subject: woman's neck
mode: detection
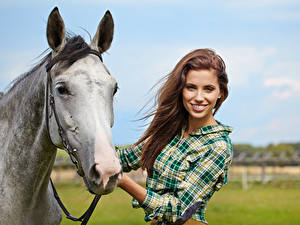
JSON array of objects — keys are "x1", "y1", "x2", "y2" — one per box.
[{"x1": 185, "y1": 114, "x2": 217, "y2": 135}]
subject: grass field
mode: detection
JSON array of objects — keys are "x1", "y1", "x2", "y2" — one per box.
[{"x1": 56, "y1": 181, "x2": 300, "y2": 225}]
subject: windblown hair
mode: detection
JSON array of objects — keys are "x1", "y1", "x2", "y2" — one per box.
[{"x1": 137, "y1": 49, "x2": 229, "y2": 176}]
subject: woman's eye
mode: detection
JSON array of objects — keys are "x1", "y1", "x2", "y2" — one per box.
[
  {"x1": 186, "y1": 85, "x2": 195, "y2": 90},
  {"x1": 205, "y1": 86, "x2": 215, "y2": 91},
  {"x1": 56, "y1": 84, "x2": 69, "y2": 95}
]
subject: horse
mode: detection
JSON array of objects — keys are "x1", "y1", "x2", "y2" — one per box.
[{"x1": 0, "y1": 7, "x2": 122, "y2": 225}]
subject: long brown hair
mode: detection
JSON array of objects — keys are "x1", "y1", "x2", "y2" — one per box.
[{"x1": 137, "y1": 49, "x2": 229, "y2": 176}]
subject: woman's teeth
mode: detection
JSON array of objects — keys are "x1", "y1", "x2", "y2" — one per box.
[
  {"x1": 193, "y1": 104, "x2": 206, "y2": 110},
  {"x1": 194, "y1": 105, "x2": 204, "y2": 109}
]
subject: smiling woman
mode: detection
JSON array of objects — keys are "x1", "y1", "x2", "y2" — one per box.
[{"x1": 115, "y1": 49, "x2": 233, "y2": 225}]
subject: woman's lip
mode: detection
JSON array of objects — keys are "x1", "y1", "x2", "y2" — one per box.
[{"x1": 191, "y1": 104, "x2": 207, "y2": 112}]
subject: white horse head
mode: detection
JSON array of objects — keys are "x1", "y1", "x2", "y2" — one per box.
[{"x1": 46, "y1": 7, "x2": 122, "y2": 195}]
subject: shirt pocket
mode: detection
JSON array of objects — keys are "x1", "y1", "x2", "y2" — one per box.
[
  {"x1": 157, "y1": 158, "x2": 190, "y2": 188},
  {"x1": 185, "y1": 148, "x2": 208, "y2": 167}
]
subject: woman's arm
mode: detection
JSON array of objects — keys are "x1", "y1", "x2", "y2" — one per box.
[
  {"x1": 118, "y1": 174, "x2": 147, "y2": 204},
  {"x1": 115, "y1": 141, "x2": 145, "y2": 172},
  {"x1": 119, "y1": 142, "x2": 232, "y2": 224}
]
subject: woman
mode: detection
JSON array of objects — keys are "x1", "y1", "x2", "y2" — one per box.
[{"x1": 116, "y1": 49, "x2": 233, "y2": 225}]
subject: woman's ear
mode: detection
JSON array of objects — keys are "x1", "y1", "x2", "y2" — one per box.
[{"x1": 218, "y1": 92, "x2": 222, "y2": 99}]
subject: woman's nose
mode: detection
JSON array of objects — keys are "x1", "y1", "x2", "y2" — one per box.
[{"x1": 195, "y1": 91, "x2": 205, "y2": 101}]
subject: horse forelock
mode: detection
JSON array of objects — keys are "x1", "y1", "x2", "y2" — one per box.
[{"x1": 50, "y1": 35, "x2": 96, "y2": 74}]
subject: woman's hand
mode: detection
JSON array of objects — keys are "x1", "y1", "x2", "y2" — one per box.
[
  {"x1": 117, "y1": 173, "x2": 147, "y2": 204},
  {"x1": 117, "y1": 173, "x2": 130, "y2": 188}
]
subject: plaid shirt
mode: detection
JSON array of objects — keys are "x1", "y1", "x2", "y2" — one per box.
[{"x1": 116, "y1": 121, "x2": 233, "y2": 225}]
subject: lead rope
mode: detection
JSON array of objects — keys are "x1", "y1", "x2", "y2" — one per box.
[
  {"x1": 46, "y1": 50, "x2": 103, "y2": 225},
  {"x1": 50, "y1": 179, "x2": 101, "y2": 224}
]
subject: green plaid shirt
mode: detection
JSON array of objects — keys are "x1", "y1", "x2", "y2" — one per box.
[{"x1": 116, "y1": 121, "x2": 233, "y2": 225}]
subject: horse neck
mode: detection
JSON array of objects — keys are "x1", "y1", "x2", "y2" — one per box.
[{"x1": 0, "y1": 60, "x2": 57, "y2": 205}]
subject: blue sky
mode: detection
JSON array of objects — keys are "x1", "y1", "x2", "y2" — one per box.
[{"x1": 1, "y1": 0, "x2": 300, "y2": 146}]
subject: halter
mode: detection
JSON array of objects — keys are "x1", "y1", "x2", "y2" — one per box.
[{"x1": 46, "y1": 49, "x2": 103, "y2": 225}]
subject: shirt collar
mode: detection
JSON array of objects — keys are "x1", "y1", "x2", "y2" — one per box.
[{"x1": 183, "y1": 121, "x2": 233, "y2": 136}]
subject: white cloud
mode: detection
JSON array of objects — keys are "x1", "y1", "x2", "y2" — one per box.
[
  {"x1": 264, "y1": 77, "x2": 300, "y2": 99},
  {"x1": 221, "y1": 0, "x2": 300, "y2": 22},
  {"x1": 264, "y1": 116, "x2": 300, "y2": 143},
  {"x1": 14, "y1": 0, "x2": 298, "y2": 7},
  {"x1": 264, "y1": 61, "x2": 300, "y2": 78},
  {"x1": 218, "y1": 47, "x2": 276, "y2": 86},
  {"x1": 232, "y1": 114, "x2": 300, "y2": 145},
  {"x1": 224, "y1": 0, "x2": 300, "y2": 9},
  {"x1": 263, "y1": 60, "x2": 300, "y2": 100},
  {"x1": 272, "y1": 90, "x2": 293, "y2": 99},
  {"x1": 0, "y1": 0, "x2": 192, "y2": 6},
  {"x1": 264, "y1": 77, "x2": 300, "y2": 87}
]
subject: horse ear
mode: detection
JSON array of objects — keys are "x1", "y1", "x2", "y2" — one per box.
[
  {"x1": 46, "y1": 7, "x2": 66, "y2": 52},
  {"x1": 91, "y1": 10, "x2": 114, "y2": 53}
]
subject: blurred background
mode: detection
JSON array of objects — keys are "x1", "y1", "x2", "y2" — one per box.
[{"x1": 1, "y1": 0, "x2": 300, "y2": 225}]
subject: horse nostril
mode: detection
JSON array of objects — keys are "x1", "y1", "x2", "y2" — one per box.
[
  {"x1": 111, "y1": 171, "x2": 121, "y2": 181},
  {"x1": 89, "y1": 164, "x2": 101, "y2": 183},
  {"x1": 106, "y1": 170, "x2": 122, "y2": 188}
]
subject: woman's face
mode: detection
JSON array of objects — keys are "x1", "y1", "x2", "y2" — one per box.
[{"x1": 182, "y1": 69, "x2": 221, "y2": 128}]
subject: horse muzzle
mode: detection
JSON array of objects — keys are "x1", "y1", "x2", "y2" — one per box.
[{"x1": 87, "y1": 161, "x2": 122, "y2": 195}]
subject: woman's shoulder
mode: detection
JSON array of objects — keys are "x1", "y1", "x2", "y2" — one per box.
[{"x1": 187, "y1": 122, "x2": 233, "y2": 158}]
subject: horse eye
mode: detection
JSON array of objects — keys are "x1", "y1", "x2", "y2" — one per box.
[{"x1": 56, "y1": 83, "x2": 69, "y2": 95}]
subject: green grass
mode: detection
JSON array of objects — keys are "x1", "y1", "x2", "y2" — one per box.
[
  {"x1": 206, "y1": 182, "x2": 300, "y2": 225},
  {"x1": 57, "y1": 182, "x2": 146, "y2": 225},
  {"x1": 56, "y1": 181, "x2": 300, "y2": 225}
]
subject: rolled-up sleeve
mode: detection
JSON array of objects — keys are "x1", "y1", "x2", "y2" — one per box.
[
  {"x1": 115, "y1": 141, "x2": 145, "y2": 172},
  {"x1": 140, "y1": 142, "x2": 231, "y2": 224}
]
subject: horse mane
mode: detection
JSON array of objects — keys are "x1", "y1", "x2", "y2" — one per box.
[{"x1": 4, "y1": 35, "x2": 93, "y2": 96}]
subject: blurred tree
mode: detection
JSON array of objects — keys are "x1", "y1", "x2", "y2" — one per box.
[
  {"x1": 286, "y1": 142, "x2": 300, "y2": 151},
  {"x1": 233, "y1": 144, "x2": 265, "y2": 152},
  {"x1": 233, "y1": 143, "x2": 296, "y2": 157},
  {"x1": 232, "y1": 144, "x2": 255, "y2": 152},
  {"x1": 266, "y1": 143, "x2": 295, "y2": 157}
]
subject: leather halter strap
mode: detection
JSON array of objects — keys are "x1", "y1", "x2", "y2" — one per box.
[
  {"x1": 46, "y1": 50, "x2": 103, "y2": 225},
  {"x1": 50, "y1": 179, "x2": 101, "y2": 224}
]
